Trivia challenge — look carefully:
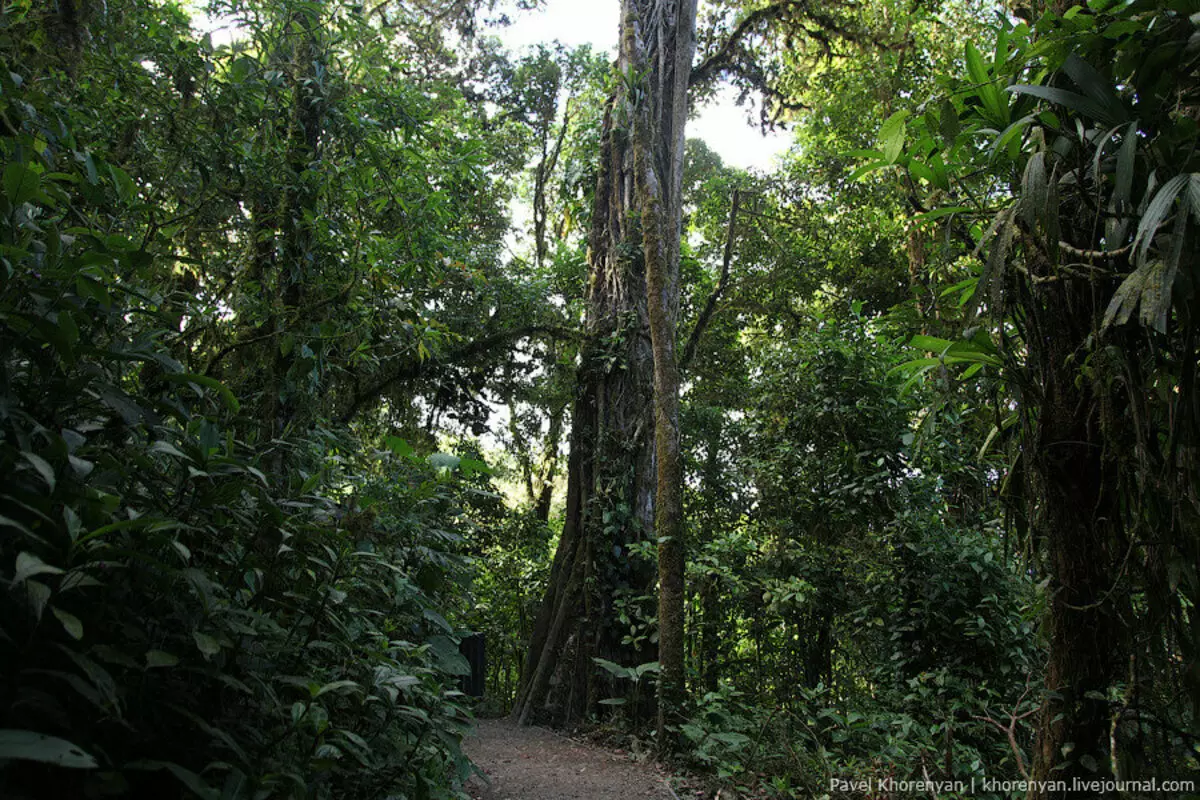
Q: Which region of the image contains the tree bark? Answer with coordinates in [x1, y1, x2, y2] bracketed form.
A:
[1021, 241, 1126, 799]
[626, 0, 697, 744]
[513, 0, 698, 731]
[511, 90, 658, 724]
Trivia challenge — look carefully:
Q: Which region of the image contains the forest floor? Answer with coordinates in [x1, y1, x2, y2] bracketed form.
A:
[464, 718, 680, 800]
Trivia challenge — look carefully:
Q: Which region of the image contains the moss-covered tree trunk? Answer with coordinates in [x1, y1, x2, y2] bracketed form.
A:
[512, 96, 659, 729]
[628, 0, 697, 744]
[1020, 244, 1126, 798]
[513, 0, 697, 730]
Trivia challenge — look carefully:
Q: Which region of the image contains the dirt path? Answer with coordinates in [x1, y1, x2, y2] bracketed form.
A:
[464, 718, 678, 800]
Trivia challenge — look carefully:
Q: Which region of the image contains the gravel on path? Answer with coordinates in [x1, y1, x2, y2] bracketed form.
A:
[464, 718, 678, 800]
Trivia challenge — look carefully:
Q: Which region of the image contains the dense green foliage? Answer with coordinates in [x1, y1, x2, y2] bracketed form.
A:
[2, 0, 1198, 798]
[0, 1, 537, 797]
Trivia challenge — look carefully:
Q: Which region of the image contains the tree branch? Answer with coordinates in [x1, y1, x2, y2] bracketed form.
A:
[681, 188, 740, 371]
[690, 3, 796, 89]
[337, 324, 575, 423]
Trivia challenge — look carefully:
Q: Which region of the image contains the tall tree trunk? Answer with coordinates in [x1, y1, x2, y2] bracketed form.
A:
[627, 0, 697, 744]
[512, 93, 658, 724]
[513, 0, 697, 730]
[1021, 240, 1126, 799]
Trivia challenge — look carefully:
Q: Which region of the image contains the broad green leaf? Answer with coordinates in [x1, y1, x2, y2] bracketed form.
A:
[4, 161, 39, 206]
[592, 657, 636, 680]
[1062, 54, 1127, 125]
[428, 635, 470, 676]
[149, 440, 188, 459]
[964, 41, 989, 91]
[24, 580, 51, 622]
[878, 111, 909, 164]
[848, 160, 889, 182]
[909, 335, 954, 353]
[145, 650, 179, 668]
[21, 452, 55, 491]
[422, 608, 453, 633]
[966, 42, 1006, 125]
[940, 100, 961, 145]
[109, 165, 137, 205]
[193, 631, 221, 657]
[709, 731, 752, 747]
[315, 680, 362, 698]
[991, 114, 1037, 160]
[386, 436, 414, 458]
[0, 730, 97, 769]
[1137, 259, 1177, 334]
[1006, 84, 1111, 125]
[1134, 174, 1189, 265]
[1105, 122, 1138, 246]
[1188, 174, 1200, 225]
[907, 160, 935, 184]
[74, 516, 160, 548]
[0, 514, 39, 540]
[53, 607, 83, 640]
[13, 551, 63, 586]
[913, 206, 971, 222]
[459, 457, 492, 477]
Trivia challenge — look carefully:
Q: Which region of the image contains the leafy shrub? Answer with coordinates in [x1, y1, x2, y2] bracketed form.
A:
[0, 41, 476, 799]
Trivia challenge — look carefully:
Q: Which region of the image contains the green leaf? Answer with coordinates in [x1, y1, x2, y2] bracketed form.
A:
[1006, 85, 1111, 125]
[24, 580, 52, 622]
[161, 373, 240, 412]
[0, 514, 39, 540]
[428, 635, 470, 676]
[1136, 259, 1177, 334]
[13, 551, 64, 586]
[459, 457, 492, 477]
[0, 730, 98, 769]
[709, 731, 752, 748]
[913, 205, 971, 222]
[4, 161, 39, 206]
[1134, 174, 1189, 266]
[74, 516, 161, 548]
[52, 607, 83, 640]
[848, 160, 889, 182]
[907, 160, 935, 184]
[940, 100, 961, 146]
[145, 650, 179, 668]
[910, 335, 954, 353]
[1061, 54, 1126, 125]
[1187, 174, 1200, 225]
[592, 657, 636, 680]
[108, 165, 137, 205]
[598, 698, 627, 705]
[149, 440, 188, 459]
[966, 42, 1006, 125]
[878, 111, 909, 164]
[422, 608, 453, 633]
[991, 114, 1037, 160]
[21, 452, 55, 491]
[315, 680, 362, 698]
[386, 436, 414, 458]
[193, 631, 221, 658]
[964, 41, 989, 92]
